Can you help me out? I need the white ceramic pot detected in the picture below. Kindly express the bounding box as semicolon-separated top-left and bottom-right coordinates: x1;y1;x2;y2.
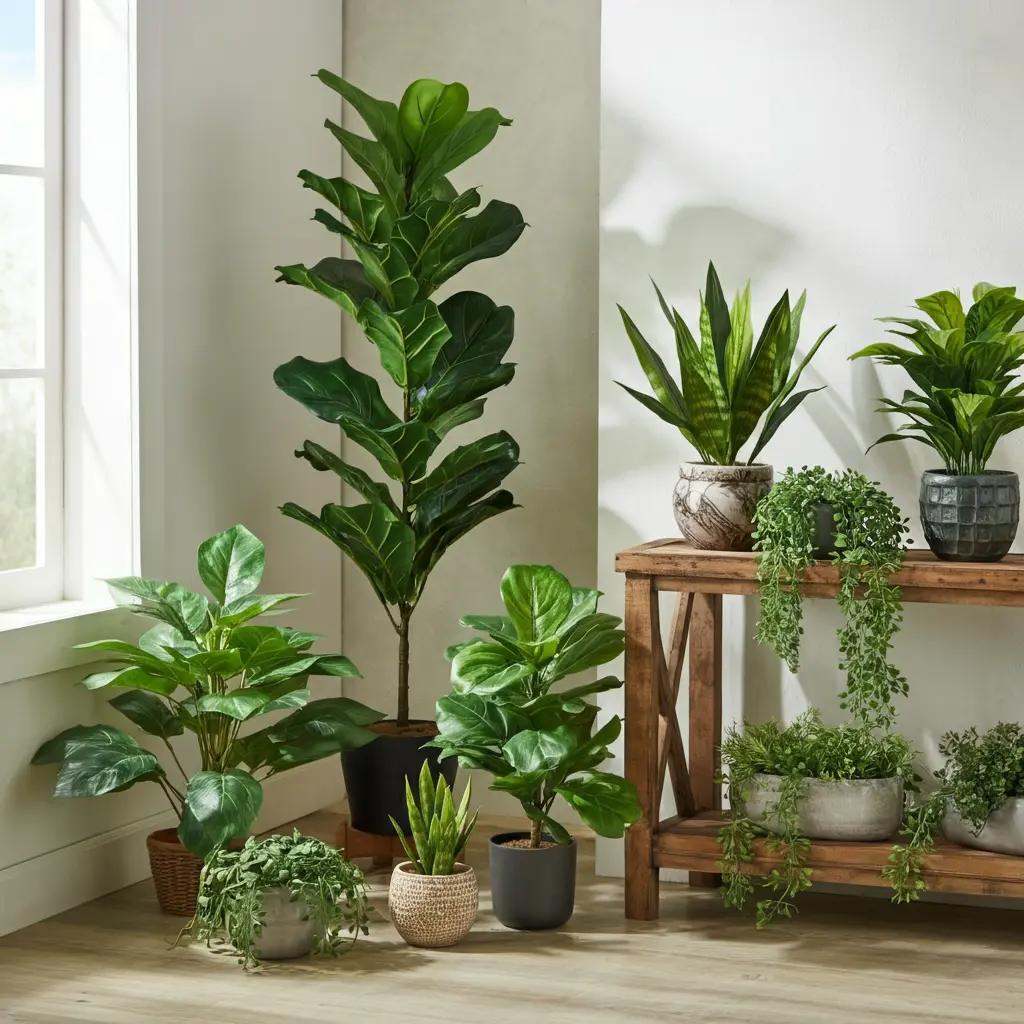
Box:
942;797;1024;855
673;463;773;550
254;886;315;961
388;861;478;948
742;774;904;841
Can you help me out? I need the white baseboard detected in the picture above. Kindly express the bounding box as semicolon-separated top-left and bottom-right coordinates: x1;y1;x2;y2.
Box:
0;760;345;937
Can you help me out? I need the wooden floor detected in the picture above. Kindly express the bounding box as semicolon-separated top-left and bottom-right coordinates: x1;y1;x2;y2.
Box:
3;809;1024;1023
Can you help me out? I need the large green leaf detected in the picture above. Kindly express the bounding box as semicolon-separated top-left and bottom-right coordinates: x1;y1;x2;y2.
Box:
546;613;625;680
435;692;529;748
411;106;512;199
427;200;525;288
215;592;303;628
703;261;731;386
324;118;405;219
104;578;209;640
616;305;687;420
197;524;264;606
274;355;398;429
32;724;124;765
138;623;200;661
52;727;163;798
390;190;481;279
503;725;578;774
398;78;470;163
275;259;375;321
81;665;179;697
109;690;184;739
294;440;398;515
916;289;965;330
358;299;451;389
316;70;411;168
450;641;531;696
348;238;418;311
500;564;574;643
178;770;263;858
555;770;641;838
298;170;390;243
337;418;439;482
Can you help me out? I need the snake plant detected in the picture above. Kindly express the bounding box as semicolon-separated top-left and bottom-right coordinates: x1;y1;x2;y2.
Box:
616;262;834;465
391;761;477;874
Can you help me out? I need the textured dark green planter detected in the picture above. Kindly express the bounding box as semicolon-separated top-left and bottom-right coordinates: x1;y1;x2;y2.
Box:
919;469;1019;562
810;502;838;560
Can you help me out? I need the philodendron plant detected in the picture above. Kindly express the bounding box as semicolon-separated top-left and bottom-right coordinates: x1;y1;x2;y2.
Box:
429;565;642;847
32;525;383;857
275;73;525;727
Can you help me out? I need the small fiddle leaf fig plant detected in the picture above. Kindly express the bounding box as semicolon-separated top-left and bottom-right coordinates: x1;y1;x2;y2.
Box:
32;525;383;857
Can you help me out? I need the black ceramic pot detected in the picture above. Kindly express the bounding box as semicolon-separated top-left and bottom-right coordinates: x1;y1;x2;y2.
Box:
919;469;1019;562
810;501;838;560
340;722;457;835
489;832;577;930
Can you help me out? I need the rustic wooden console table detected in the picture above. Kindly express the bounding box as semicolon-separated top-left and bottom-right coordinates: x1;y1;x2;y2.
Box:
616;539;1024;920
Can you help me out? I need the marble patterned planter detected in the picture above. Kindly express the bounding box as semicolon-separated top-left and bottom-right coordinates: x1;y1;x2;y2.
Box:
673;463;773;550
942;798;1024;855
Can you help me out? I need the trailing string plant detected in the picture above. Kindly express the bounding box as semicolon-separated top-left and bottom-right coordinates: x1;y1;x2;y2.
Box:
391;761;477;874
753;467;911;730
32;526;381;857
615;261;835;464
718;711;921;926
851;283;1024;474
428;564;642;847
274;72;525;728
884;722;1024;900
187;831;371;970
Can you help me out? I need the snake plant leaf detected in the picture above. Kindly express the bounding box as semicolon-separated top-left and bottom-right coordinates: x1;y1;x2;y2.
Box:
316;69;411;169
411;106;513;200
704;261;731;386
726;281;752;398
299;170;391;243
747;386;826;465
427;200;526;290
390;814;423;871
178;770;263;858
197;525;264;607
554;771;642;839
500;564;574;643
293;441;398;515
616;305;686;420
435;691;530;745
358;299;452;389
615;381;688;428
399;78;470;163
50;726;164;798
274;356;398;429
450;643;531;697
774;288;806;392
417;760;436;826
109;690;184;738
915;289;965;330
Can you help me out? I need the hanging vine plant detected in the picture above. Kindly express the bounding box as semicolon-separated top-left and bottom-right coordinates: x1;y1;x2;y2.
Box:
752;466;911;731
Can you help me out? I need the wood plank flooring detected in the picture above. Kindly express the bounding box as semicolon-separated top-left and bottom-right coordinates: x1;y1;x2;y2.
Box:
2;808;1024;1023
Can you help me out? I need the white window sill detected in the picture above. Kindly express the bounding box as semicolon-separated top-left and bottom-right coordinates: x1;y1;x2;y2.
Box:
0;599;137;686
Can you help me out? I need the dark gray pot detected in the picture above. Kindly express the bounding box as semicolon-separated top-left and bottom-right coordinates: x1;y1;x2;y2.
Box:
489;832;576;930
919;469;1019;562
810;502;838;560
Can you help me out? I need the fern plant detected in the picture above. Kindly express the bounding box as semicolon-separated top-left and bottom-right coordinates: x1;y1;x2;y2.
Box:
616;262;834;465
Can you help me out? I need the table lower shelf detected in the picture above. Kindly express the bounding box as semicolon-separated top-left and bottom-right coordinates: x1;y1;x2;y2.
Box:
655;811;1024;898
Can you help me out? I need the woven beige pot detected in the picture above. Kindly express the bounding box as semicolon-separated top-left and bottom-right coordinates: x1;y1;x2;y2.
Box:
388;861;478;948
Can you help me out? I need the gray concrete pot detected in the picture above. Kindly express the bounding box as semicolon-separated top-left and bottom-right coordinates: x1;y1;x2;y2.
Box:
919;469;1019;562
742;774;904;841
942;797;1024;855
489;833;576;930
254;886;315;961
673;463;773;551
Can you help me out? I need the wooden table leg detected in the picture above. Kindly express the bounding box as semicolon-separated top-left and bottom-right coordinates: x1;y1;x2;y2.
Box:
687;591;722;889
624;573;660;920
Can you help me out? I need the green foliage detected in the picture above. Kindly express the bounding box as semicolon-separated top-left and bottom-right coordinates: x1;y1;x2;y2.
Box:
31;525;383;857
616;263;834;465
753;467;911;730
275;73;524;727
391;761;477;874
719;711;921;926
428;565;641;847
188;830;370;970
852;282;1024;473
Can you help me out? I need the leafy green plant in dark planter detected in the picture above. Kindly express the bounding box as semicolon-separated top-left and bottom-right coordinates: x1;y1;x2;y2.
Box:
753;466;911;731
274;72;525;834
428;564;641;930
31;525;380;915
852;282;1024;561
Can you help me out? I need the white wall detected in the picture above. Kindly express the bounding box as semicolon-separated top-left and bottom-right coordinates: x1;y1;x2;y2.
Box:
0;0;346;935
336;0;602;816
597;0;1024;877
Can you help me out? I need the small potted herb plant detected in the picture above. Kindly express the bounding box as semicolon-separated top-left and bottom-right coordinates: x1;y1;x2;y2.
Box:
31;525;382;915
852;282;1024;561
753;466;911;731
615;262;834;550
388;763;479;948
187;831;370;970
429;564;641;930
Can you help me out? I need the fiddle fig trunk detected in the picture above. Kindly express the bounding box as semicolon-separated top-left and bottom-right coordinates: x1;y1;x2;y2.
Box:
398;606;411;729
529;818;542;849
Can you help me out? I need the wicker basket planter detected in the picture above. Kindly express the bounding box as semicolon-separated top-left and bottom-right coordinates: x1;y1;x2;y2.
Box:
387;861;477;947
146;829;204;916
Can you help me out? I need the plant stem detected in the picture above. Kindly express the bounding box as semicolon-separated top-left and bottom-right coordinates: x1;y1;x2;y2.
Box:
157;777;183;821
397;605;411;728
529;818;542;849
163;737;189;787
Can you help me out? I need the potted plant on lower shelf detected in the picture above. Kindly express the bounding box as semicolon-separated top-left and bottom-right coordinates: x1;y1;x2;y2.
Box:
718;711;926;926
852;282;1024;561
615;261;835;550
753;466;911;730
388;763;479;948
185;831;371;970
31;525;382;915
429;564;641;930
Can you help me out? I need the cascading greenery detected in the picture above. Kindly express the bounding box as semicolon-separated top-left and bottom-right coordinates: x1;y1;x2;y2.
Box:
753;466;911;731
616;262;834;465
852;282;1024;474
428;564;641;848
32;525;381;857
188;830;370;970
274;73;525;727
392;761;477;875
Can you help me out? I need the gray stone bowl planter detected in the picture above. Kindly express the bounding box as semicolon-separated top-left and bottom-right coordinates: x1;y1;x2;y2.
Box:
942;797;1024;855
919;469;1019;562
489;832;576;930
673;463;773;551
253;886;315;961
742;774;904;841
388;862;478;947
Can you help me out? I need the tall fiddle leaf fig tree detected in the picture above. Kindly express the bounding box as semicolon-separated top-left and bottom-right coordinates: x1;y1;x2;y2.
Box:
274;73;525;728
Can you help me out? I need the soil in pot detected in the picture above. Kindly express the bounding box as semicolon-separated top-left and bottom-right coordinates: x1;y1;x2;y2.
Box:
341;720;457;836
919;469;1019;562
489;832;576;930
673;463;773;551
942;797;1024;856
388;862;478;948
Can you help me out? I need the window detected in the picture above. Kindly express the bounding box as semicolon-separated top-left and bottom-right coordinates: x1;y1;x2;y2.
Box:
0;0;63;610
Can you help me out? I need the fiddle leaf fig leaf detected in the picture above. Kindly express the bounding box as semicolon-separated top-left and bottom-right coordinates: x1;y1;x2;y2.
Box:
298;170;391;243
398;78;470;163
358;299;452;389
274;356;399;430
555;770;641;839
412;106;513;199
500;564;574;643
